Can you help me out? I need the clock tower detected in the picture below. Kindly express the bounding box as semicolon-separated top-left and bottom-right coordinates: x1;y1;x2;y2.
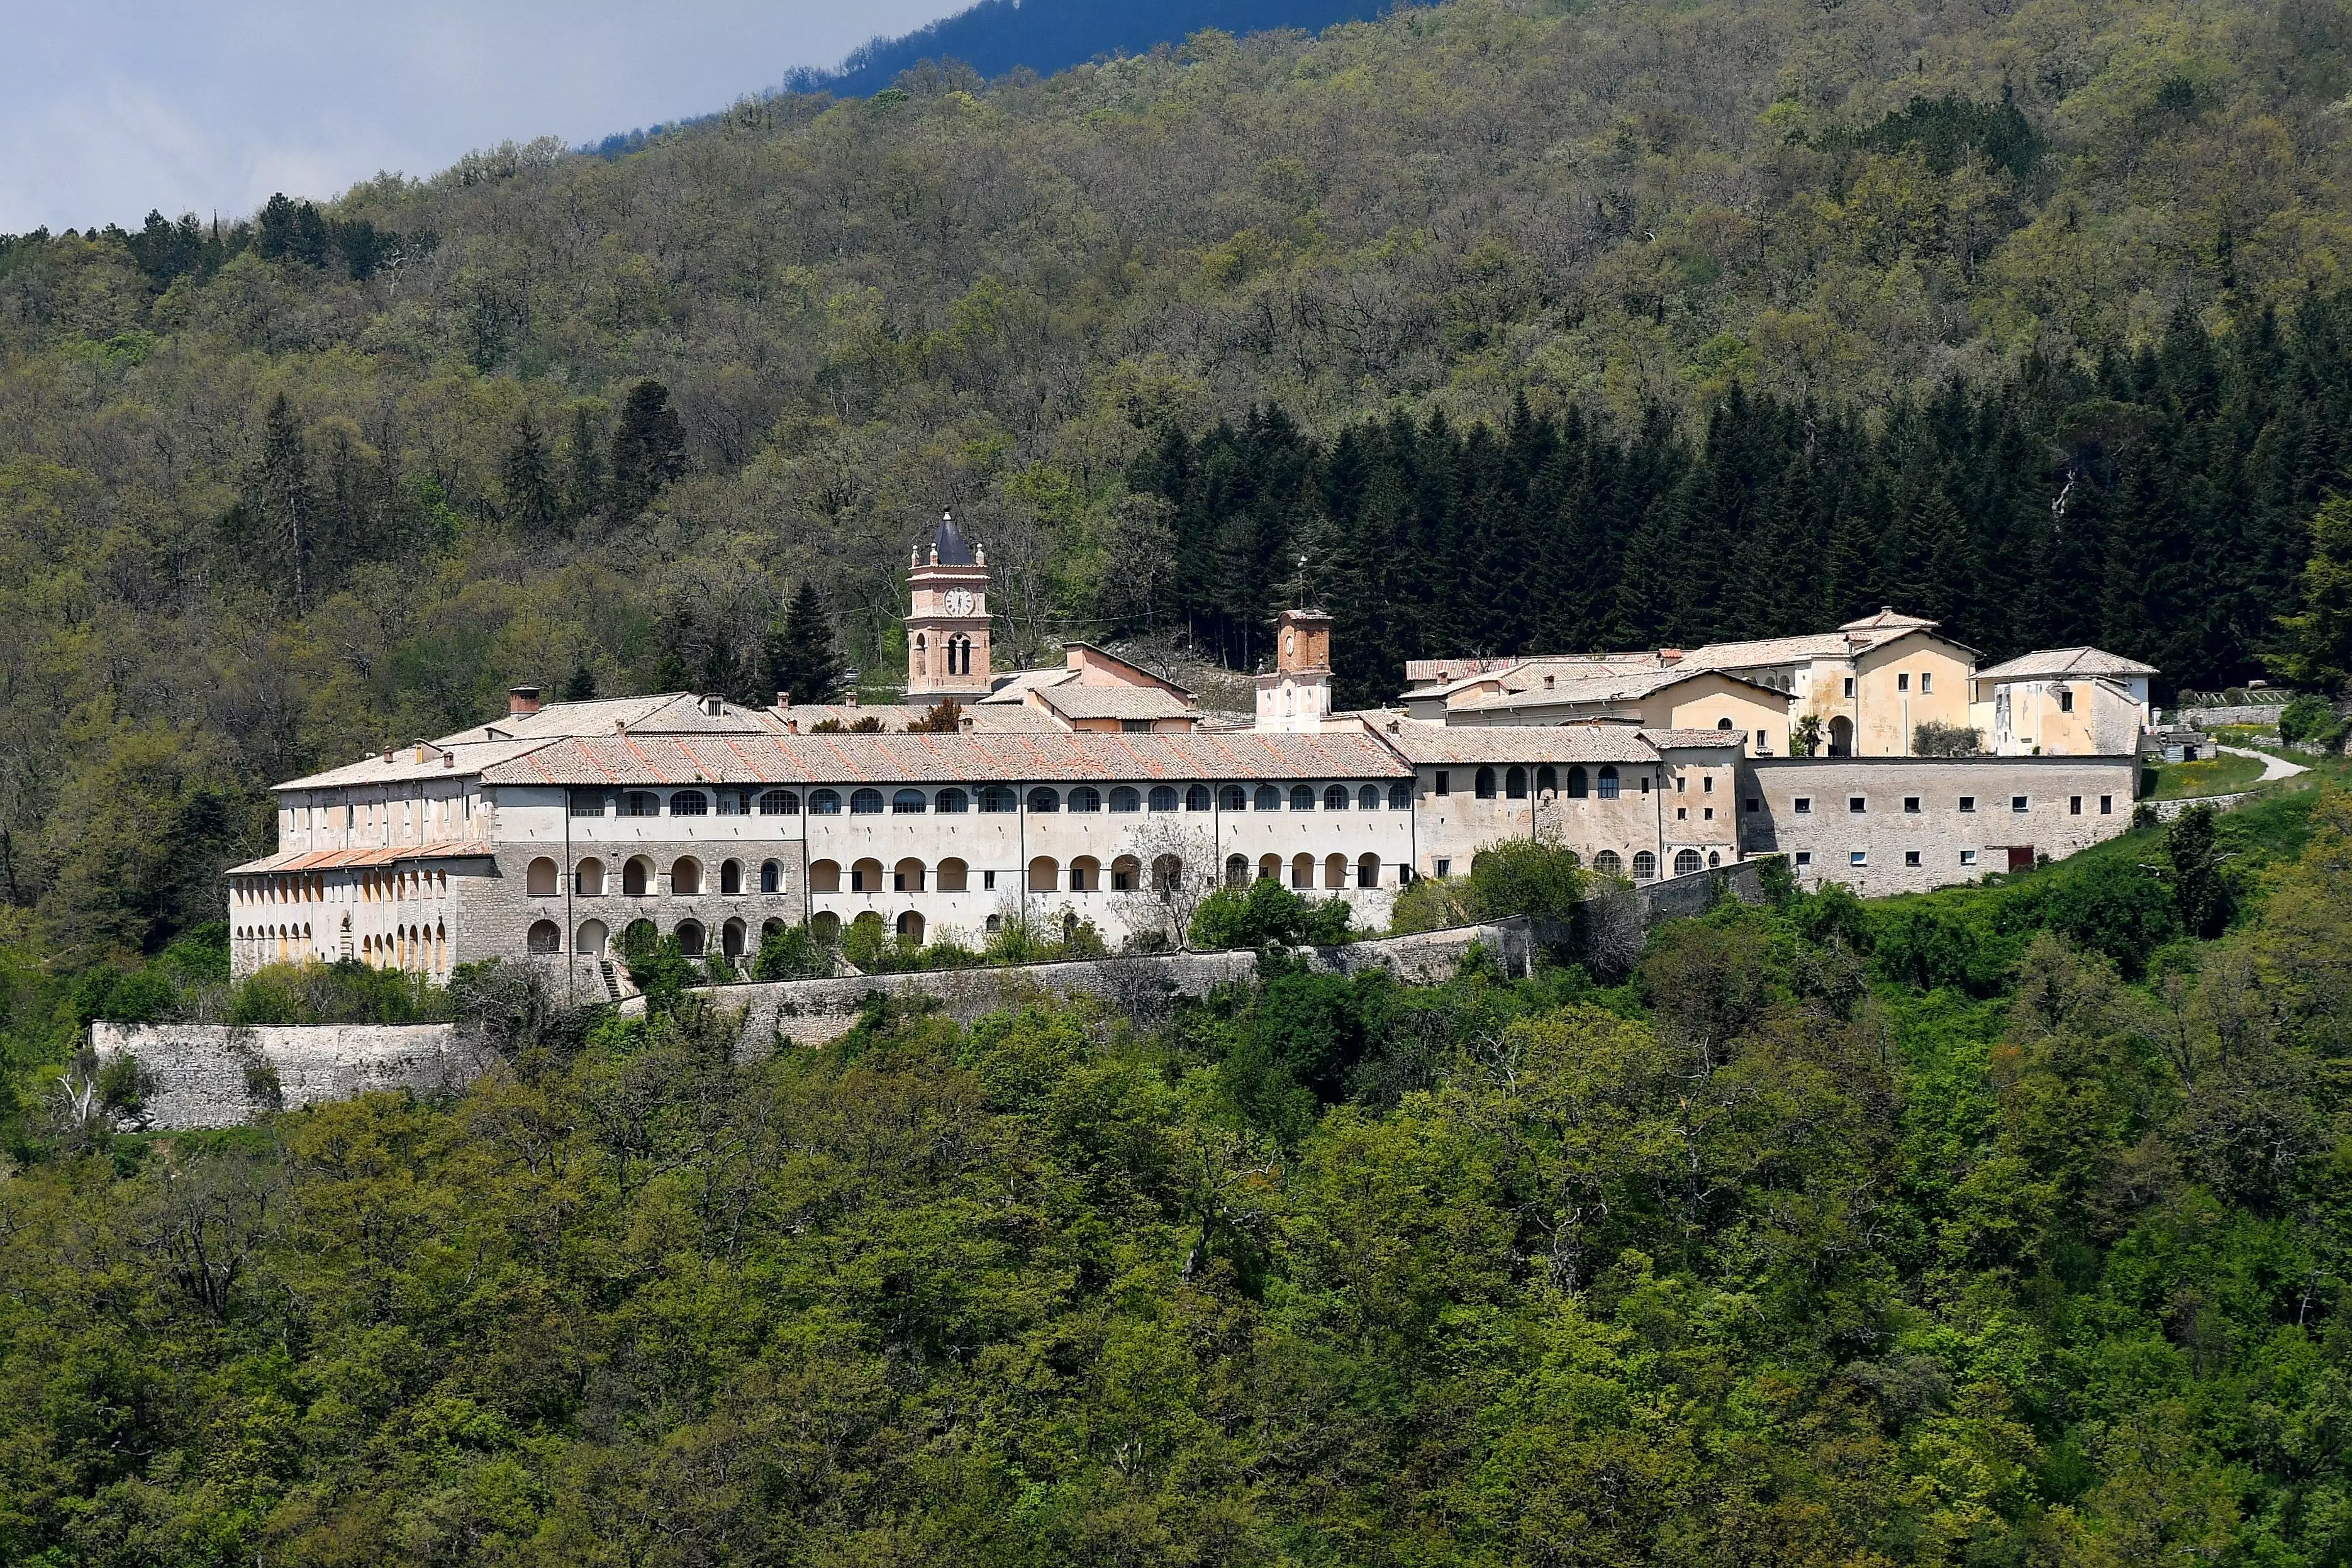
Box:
905;511;993;701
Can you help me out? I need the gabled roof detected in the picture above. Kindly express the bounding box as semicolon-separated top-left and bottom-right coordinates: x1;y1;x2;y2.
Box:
1376;721;1660;765
1974;647;2161;681
1839;607;1940;634
274;738;551;791
1638;727;1751;750
478;731;1412;787
1449;665;1786;713
228;842;493;876
1035;685;1196;722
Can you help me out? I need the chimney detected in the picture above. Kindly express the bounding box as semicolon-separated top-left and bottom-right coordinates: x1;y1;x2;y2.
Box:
845;691;860;708
959;713;975;733
508;686;542;716
776;690;791;709
1658;648;1684;665
785;718;800;734
381;745;394;763
442;751;454;768
701;695;723;717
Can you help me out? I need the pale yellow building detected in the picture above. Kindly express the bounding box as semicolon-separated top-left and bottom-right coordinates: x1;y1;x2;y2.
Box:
1969;647;2157;756
1669;609;1978;757
1427;667;1793;755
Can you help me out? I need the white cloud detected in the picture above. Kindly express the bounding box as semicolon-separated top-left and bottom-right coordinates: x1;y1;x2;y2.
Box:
0;0;953;232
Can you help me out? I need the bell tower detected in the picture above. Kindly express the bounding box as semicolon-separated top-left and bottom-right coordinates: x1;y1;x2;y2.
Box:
1255;608;1335;731
906;511;993;701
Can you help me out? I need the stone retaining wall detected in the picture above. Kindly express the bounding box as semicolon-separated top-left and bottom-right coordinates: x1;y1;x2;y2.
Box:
93;1021;477;1130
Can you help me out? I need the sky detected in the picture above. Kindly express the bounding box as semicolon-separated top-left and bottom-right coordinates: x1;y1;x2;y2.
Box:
0;0;960;235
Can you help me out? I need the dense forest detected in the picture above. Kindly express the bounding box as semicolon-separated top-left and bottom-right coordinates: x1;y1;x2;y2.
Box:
4;0;2352;962
3;790;2349;1564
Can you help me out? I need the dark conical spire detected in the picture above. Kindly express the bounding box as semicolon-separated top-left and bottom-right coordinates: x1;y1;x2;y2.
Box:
932;509;974;565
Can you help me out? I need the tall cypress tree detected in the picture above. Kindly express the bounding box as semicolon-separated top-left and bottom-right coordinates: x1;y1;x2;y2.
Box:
608;380;687;521
255;392;316;609
502;414;558;537
767;582;844;705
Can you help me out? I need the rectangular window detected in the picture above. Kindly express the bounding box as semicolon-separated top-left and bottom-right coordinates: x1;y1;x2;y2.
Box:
1903;796;1920;814
1905;849;1922;867
1676;806;1688;821
1959;796;1976;813
1959;848;1978;867
1702;776;1714;793
1756;729;1768;750
1434;770;1450;797
1676;776;1687;793
2059;687;2075;713
1898;673;1910;692
1703;807;1714;821
1795;850;1813;869
2012;795;2030;813
2100;794;2114;815
984;870;997;891
850;868;867;892
1849;796;1867;813
1434;857;1452;877
2070;796;2083;816
1641;776;1652;794
1849;850;1868;867
1921;672;1933;694
1793;796;1812;815
1843;676;1856;698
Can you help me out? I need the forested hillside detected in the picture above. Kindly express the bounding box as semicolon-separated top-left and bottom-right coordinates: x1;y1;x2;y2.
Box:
6;0;2352;962
4;793;2351;1564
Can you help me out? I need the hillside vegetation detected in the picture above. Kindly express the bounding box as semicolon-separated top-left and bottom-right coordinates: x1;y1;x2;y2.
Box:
3;0;2352;950
3;791;2350;1564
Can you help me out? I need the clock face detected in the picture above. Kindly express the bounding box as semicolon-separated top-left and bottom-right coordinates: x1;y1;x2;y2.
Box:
944;589;974;616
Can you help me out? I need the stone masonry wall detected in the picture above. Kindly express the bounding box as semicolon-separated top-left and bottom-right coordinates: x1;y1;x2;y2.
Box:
94;1021;478;1130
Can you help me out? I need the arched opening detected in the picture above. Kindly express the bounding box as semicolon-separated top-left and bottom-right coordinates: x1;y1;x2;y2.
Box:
1324;853;1347;889
896;911;926;943
1225;855;1249;887
1475;767;1497;799
1708;850;1722;868
526;857;559;898
1357;853;1380;889
1597;766;1620;799
895;857;926;892
810;789;842;815
1536;765;1558;796
1358;784;1379;811
979;785;1017;813
527;920;561;955
1110;855;1140;892
1675;849;1702;876
623;791;659;817
671;857;703;897
1716;716;1734;731
1154;854;1183;893
669;790;707;816
1566;766;1588;799
1593;850;1623;877
759;789;800;816
1290;784;1314;811
576;919;609;956
761;918;784;946
759;860;781;894
850;789;884;815
937;857;968;892
893;788;927;815
1254;784;1280;811
1258;854;1281;882
675;920;706;957
576;857;606;897
1324;784;1349;810
937;788;968;814
722;918;747;960
1150;786;1178;811
808;859;841;893
1633;851;1657;881
1828;714;1854;757
1110;787;1140;813
1506;766;1527;799
1291;854;1313;889
720;859;743;896
622;918;658;956
1390;782;1412;810
1029;855;1059;892
1069;786;1101;813
1070;855;1100;892
850;857;884;894
913;631;928;679
810;911;842;940
1188;785;1212;811
623;856;653;898
1027;786;1060;813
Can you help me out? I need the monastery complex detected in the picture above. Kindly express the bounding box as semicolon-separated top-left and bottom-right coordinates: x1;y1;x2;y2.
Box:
227;516;2153;991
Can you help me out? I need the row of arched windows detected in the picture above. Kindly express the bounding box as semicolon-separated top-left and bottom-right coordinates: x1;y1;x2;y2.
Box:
235;920;446;974
1220;853;1391;891
1471;765;1626;801
808;857;974;894
529;856;787;899
543;916;785;960
567;781;1417;818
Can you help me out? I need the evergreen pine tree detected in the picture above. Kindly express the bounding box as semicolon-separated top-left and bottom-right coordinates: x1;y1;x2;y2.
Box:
255;392;316;608
564;403;607;523
608;380;687;521
1893;489;1975;626
561;660;598;702
767;582;844;704
501;414;558;536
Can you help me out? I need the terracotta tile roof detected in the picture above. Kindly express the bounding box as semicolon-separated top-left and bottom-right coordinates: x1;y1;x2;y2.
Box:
275;740;552;791
1975;647;2161;681
1638;727;1752;750
1374;721;1660;765
479;731;1411;787
1035;686;1196;721
1449;667;1783;712
228;842;493;876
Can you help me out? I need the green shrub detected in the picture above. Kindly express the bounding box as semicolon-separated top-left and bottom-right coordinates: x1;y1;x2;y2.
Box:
1190;878;1353;949
2278;692;2345;748
1388;875;1469;935
1463;839;1588;921
753;922;839;981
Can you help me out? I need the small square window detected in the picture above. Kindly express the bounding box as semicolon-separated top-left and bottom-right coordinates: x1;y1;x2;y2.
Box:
1897;673;1910;692
1795;850;1814;868
1849;796;1867;814
1904;849;1921;867
1903;796;1920;815
1849;850;1868;867
1676;806;1688;821
1793;796;1812;815
1745;797;1761;813
1959;796;1976;813
2012;795;2029;813
2069;795;2083;816
1959;848;1978;867
1703;807;1714;821
1434;857;1451;877
2100;794;2114;815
